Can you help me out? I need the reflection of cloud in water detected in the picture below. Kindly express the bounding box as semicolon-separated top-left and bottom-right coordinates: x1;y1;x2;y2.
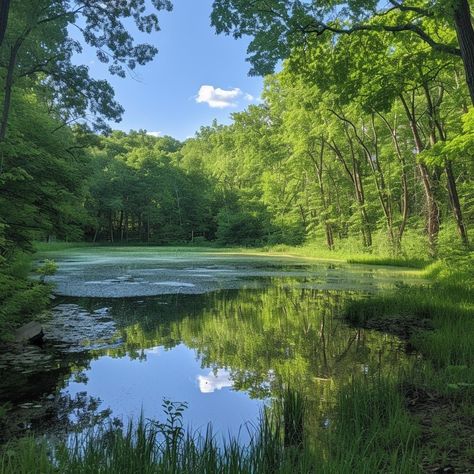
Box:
197;369;233;393
145;347;162;355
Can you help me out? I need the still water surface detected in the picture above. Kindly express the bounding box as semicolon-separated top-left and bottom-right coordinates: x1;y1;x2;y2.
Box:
1;250;420;441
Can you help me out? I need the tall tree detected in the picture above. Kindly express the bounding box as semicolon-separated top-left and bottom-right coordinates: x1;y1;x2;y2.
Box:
211;0;474;104
0;0;172;141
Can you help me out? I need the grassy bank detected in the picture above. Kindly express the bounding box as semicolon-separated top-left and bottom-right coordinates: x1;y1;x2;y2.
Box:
35;239;429;269
1;381;420;474
0;252;51;341
343;254;474;471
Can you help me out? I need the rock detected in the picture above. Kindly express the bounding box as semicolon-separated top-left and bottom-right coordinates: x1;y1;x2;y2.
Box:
15;322;44;344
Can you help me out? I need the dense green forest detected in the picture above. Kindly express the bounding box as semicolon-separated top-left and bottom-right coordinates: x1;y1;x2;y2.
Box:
1;1;473;258
1;1;473;472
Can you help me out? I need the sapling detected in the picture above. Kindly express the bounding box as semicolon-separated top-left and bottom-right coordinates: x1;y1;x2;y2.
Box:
36;259;57;283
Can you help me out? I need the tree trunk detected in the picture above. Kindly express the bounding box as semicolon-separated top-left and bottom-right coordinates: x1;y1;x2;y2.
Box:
329;140;371;247
0;38;21;143
0;0;10;48
309;142;334;250
453;0;474;105
125;213;129;241
445;160;469;246
353;161;372;247
118;210;124;241
400;94;440;256
109;211;114;243
418;163;439;257
377;112;408;248
423;82;469;247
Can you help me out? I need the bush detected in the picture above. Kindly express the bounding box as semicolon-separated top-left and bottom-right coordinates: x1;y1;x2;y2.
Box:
0;252;52;340
216;209;268;246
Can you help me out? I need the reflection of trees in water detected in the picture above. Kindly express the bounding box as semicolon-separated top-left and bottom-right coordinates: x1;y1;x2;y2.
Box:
1;366;113;444
79;285;409;400
2;286;411;443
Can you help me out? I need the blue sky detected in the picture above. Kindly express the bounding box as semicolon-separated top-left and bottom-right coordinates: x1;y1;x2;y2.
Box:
75;0;263;140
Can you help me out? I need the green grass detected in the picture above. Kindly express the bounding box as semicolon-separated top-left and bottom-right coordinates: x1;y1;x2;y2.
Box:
0;382;420;474
34;239;428;270
34;241;92;253
342;253;474;471
0;251;52;340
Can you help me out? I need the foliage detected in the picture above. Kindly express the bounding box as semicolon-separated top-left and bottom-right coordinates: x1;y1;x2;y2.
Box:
0;253;51;341
0;383;419;473
35;259;57;283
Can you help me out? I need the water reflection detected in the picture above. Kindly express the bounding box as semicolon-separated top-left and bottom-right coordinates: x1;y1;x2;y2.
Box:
1;283;412;442
197;369;233;393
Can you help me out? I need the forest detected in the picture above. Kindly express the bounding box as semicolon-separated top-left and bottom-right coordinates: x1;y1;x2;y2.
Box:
0;1;473;473
1;2;473;257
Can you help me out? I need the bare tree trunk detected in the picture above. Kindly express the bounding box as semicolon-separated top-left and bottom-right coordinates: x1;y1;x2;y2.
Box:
309;140;334;250
125;212;129;242
333;111;394;247
0;38;21;143
424;81;469;247
329;140;371;247
400;94;439;256
118;210;124;241
377;111;409;249
0;0;11;48
445;160;469;246
453;0;474;105
109;211;114;243
418;163;439;256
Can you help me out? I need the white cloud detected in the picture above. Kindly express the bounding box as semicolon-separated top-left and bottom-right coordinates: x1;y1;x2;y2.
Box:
244;93;255;101
197;369;233;393
146;131;162;137
196;85;242;109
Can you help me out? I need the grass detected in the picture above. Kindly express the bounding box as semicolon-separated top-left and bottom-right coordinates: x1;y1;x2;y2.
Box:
0;383;420;474
342;253;474;471
0;251;51;341
35;239;428;271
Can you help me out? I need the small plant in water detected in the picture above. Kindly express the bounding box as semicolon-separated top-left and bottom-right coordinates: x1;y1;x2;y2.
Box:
36;259;57;283
148;398;188;452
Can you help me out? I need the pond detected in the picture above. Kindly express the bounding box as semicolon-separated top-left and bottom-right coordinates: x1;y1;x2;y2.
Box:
0;249;422;443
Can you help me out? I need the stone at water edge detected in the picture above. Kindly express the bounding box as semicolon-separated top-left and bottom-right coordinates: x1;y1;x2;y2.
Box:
14;322;44;344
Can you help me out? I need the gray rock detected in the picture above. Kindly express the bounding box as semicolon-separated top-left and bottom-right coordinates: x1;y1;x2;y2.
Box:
15;322;44;344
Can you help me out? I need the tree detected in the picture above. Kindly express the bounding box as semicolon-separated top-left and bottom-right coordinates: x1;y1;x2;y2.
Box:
211;0;474;104
0;0;172;141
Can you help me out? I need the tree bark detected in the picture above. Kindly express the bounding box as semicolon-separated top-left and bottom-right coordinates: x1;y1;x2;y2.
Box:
109;211;114;243
453;0;474;105
309;141;334;250
0;0;10;48
0;38;21;142
400;94;440;256
423;81;469;247
445;159;469;246
118;210;124;241
377;111;409;249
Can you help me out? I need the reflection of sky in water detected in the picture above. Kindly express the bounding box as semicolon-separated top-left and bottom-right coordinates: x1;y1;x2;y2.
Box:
65;344;263;441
